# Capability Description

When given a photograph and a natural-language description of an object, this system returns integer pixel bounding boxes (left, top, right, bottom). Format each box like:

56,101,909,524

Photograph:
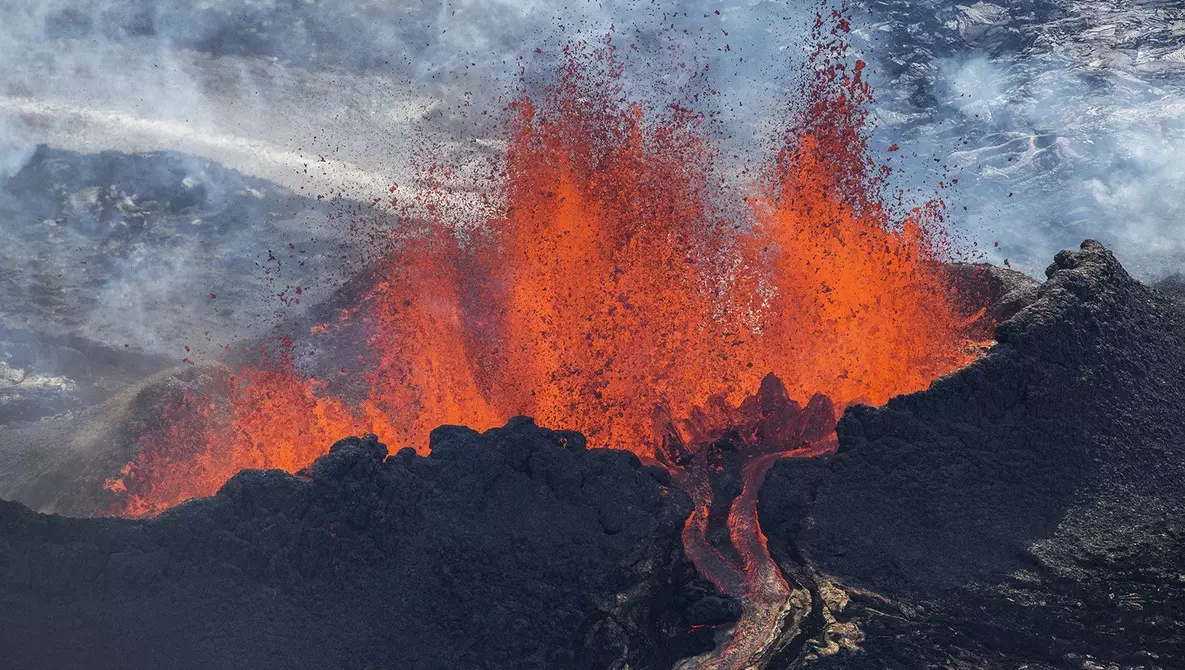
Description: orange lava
727,11,971,411
105,12,978,518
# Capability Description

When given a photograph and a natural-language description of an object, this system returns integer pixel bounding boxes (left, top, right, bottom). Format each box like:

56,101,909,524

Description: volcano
67,14,991,665
2,4,1184,670
95,11,980,517
2,239,1183,669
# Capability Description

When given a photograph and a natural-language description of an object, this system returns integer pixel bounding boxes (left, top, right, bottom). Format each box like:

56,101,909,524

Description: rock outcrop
760,240,1185,668
0,418,729,669
943,261,1040,340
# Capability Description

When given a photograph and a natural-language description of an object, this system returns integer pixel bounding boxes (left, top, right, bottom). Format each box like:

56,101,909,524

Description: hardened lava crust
760,240,1185,668
0,419,730,670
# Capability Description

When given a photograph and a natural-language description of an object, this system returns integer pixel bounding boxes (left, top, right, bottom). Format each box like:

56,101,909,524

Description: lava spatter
104,6,981,667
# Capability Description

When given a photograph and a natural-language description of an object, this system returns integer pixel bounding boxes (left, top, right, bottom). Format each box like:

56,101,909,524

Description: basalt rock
760,240,1185,668
0,418,731,669
943,261,1041,340
1154,272,1185,303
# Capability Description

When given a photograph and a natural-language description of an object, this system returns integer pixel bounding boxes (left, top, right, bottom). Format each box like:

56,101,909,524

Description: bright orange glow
737,43,968,408
105,17,979,518
357,228,503,447
224,343,358,472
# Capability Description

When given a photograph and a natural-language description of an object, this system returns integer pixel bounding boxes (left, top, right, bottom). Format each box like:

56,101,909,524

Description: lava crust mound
760,240,1185,668
0,418,727,669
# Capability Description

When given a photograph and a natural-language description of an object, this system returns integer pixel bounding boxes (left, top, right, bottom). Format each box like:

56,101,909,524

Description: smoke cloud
0,0,1182,397
854,0,1185,279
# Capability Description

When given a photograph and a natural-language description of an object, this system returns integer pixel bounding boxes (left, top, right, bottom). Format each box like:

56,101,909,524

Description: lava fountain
104,8,982,667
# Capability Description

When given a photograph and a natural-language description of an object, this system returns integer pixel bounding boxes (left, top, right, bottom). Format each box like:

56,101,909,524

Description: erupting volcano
102,10,983,665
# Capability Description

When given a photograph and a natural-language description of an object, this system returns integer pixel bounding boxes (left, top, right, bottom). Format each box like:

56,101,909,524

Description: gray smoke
0,1,814,358
855,0,1185,279
0,0,1182,422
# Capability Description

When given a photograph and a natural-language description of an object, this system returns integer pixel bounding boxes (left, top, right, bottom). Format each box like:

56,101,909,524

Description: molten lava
104,8,983,667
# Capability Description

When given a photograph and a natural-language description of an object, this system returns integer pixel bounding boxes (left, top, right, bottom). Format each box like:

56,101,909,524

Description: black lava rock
760,240,1185,668
0,419,729,669
944,261,1041,340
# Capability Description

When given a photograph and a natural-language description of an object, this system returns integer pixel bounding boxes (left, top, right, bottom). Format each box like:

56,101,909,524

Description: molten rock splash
106,10,977,519
96,12,985,666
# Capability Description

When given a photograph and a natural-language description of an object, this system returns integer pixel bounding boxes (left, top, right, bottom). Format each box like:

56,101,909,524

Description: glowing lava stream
653,375,845,667
672,435,836,670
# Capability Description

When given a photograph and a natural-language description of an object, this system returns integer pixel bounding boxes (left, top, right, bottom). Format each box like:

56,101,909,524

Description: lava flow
655,375,840,668
104,8,983,667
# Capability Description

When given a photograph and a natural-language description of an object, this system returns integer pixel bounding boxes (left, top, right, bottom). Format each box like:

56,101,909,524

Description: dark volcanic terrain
0,419,727,669
1,241,1182,669
761,240,1185,668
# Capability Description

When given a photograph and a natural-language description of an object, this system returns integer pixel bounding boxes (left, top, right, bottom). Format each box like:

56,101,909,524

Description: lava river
103,9,985,668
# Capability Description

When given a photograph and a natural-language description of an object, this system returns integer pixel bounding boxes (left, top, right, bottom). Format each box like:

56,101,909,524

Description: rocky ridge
759,240,1185,668
0,418,729,669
